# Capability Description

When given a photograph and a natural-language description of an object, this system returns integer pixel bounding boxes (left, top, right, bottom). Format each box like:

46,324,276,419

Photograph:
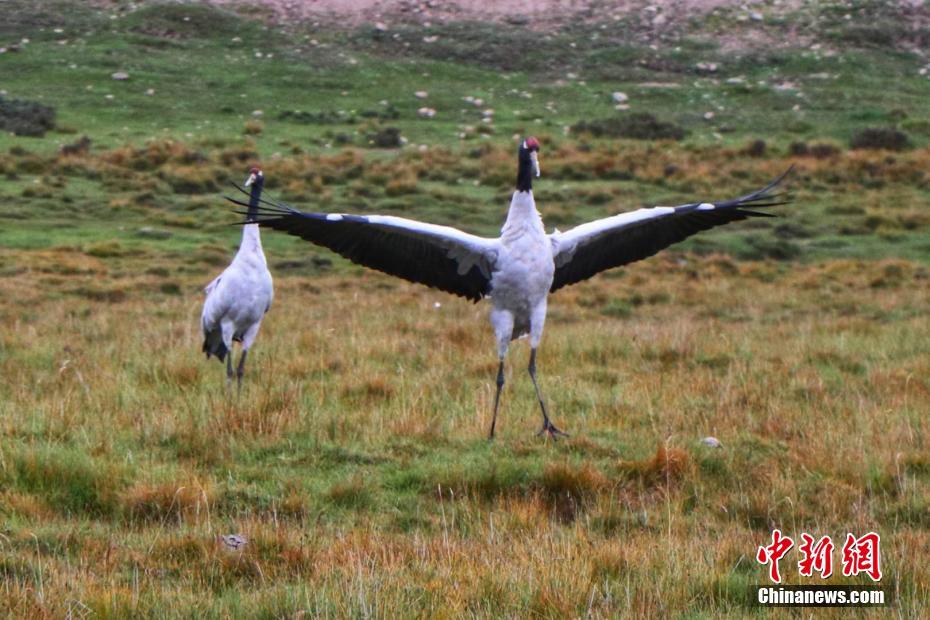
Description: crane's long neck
239,180,265,259
240,222,263,257
516,148,534,193
246,179,262,222
501,190,544,242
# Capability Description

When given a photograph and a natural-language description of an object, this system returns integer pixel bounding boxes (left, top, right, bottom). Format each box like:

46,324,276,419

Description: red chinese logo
841,532,882,582
756,529,794,583
798,534,834,578
758,531,882,583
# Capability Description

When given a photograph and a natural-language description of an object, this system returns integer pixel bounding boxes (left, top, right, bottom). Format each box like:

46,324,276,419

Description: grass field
1,1,929,617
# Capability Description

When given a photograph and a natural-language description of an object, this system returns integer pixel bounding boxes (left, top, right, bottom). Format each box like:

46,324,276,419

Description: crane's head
244,167,263,188
522,137,540,177
516,137,540,192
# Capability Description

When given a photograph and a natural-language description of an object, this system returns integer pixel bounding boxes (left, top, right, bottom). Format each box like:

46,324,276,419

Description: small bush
740,236,801,261
835,23,899,48
122,481,213,523
788,141,809,156
125,3,245,39
618,444,692,486
366,127,403,148
601,299,633,318
159,164,221,193
810,143,841,159
60,136,91,156
743,139,767,158
571,113,686,141
791,142,840,159
385,172,417,195
850,127,910,151
243,119,264,135
0,97,56,137
326,477,373,509
11,445,124,517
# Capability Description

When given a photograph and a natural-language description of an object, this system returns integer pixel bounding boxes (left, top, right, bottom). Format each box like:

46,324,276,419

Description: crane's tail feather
202,329,228,362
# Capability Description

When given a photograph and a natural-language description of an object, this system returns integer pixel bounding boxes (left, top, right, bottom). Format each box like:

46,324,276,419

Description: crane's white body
489,190,554,358
246,144,787,436
202,223,273,359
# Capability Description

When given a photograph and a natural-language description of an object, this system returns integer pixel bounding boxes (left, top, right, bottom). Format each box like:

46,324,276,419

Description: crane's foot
536,420,569,440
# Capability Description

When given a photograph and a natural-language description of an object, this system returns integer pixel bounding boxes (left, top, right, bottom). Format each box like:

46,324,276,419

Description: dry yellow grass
0,245,927,617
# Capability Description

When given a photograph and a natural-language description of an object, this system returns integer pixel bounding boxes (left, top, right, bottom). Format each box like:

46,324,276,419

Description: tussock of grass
5,444,126,518
122,480,213,524
617,444,692,487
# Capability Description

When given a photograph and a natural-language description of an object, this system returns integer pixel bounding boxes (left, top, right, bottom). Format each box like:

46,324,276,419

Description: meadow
1,1,929,617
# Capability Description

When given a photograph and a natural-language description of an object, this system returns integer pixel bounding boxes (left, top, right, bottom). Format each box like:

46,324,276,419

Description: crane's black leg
225,351,234,389
529,348,567,439
488,359,505,440
236,350,248,394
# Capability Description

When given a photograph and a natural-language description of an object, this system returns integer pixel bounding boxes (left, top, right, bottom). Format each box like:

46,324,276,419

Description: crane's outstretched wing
201,270,231,360
549,169,792,293
228,190,499,302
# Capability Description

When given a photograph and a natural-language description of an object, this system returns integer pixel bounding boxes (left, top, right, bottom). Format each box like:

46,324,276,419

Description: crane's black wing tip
228,183,300,212
225,196,300,216
713,168,795,210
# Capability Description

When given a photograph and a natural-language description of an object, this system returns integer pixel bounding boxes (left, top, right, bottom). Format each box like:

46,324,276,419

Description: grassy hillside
1,1,929,617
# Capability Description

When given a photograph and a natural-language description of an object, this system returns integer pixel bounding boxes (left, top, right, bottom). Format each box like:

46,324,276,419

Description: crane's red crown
249,166,262,175
525,137,540,151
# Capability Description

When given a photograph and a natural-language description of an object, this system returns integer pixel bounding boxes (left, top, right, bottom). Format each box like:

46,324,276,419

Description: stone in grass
219,534,247,551
136,227,172,240
111,71,130,80
701,436,723,449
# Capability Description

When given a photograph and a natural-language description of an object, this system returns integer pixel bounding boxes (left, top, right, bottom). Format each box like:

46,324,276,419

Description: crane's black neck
246,176,264,222
516,144,535,193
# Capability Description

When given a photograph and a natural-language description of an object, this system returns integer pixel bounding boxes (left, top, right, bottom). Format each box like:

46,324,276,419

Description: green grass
2,1,930,616
1,0,928,266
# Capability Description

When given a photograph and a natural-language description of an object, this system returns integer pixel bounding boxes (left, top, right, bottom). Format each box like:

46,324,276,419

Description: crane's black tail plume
202,328,228,362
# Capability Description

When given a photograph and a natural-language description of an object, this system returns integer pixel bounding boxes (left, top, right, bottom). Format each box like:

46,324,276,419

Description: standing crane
202,167,274,389
231,141,788,437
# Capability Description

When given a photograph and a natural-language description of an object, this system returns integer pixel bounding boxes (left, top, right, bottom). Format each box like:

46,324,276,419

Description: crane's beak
244,172,257,187
530,151,540,177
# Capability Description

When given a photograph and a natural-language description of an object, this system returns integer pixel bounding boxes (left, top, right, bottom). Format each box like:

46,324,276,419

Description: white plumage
202,168,274,387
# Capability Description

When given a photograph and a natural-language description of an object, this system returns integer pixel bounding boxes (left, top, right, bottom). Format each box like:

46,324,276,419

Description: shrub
850,127,910,151
0,97,56,137
11,445,124,517
158,164,221,193
788,141,809,156
243,119,264,135
571,113,686,141
326,476,373,509
743,139,767,158
366,126,403,148
60,136,91,156
122,480,213,523
810,143,841,159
